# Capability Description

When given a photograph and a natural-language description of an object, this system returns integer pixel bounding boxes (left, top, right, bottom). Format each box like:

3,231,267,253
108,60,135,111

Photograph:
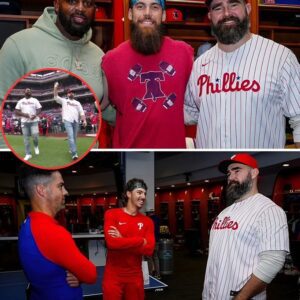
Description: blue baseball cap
130,0,166,10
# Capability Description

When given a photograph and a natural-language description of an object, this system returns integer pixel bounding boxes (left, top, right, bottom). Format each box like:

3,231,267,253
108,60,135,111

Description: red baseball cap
166,8,183,22
218,153,259,174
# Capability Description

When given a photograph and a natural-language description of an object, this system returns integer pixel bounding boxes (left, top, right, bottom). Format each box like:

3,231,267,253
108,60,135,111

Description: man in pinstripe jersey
184,0,300,148
203,153,289,300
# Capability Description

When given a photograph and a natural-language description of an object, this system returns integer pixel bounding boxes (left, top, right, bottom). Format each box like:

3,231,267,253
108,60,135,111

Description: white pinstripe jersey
202,193,289,300
185,34,300,148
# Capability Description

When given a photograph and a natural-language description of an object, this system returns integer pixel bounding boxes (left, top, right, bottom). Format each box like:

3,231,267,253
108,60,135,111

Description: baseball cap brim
218,153,258,174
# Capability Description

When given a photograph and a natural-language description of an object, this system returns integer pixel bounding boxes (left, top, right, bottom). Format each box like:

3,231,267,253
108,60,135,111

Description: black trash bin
159,239,174,275
185,228,201,255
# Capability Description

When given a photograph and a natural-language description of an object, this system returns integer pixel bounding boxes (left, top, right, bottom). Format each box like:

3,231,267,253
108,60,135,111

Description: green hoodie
0,7,104,102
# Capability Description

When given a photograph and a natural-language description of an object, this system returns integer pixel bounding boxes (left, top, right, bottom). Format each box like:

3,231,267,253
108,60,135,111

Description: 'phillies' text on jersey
197,72,260,97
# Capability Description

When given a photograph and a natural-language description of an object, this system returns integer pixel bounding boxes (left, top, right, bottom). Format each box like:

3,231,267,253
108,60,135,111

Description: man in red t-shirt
102,178,155,300
101,0,193,148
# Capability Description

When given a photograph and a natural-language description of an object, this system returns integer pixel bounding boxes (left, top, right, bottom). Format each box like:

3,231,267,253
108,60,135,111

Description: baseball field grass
5,134,95,168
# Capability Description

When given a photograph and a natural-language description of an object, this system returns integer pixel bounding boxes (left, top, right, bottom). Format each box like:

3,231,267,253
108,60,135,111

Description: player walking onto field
15,88,42,161
203,153,289,299
53,82,87,161
185,0,300,148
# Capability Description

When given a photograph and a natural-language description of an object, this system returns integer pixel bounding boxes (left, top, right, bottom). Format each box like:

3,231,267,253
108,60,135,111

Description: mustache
218,16,240,26
71,12,88,20
138,16,155,23
228,180,240,187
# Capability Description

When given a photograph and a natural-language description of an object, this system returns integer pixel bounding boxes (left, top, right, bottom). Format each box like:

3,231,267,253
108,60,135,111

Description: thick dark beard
130,22,164,55
211,14,249,45
226,172,252,205
57,10,92,38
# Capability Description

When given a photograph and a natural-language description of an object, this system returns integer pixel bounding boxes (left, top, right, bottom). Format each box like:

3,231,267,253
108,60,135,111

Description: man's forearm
15,110,31,118
101,71,110,111
53,82,59,99
234,274,267,300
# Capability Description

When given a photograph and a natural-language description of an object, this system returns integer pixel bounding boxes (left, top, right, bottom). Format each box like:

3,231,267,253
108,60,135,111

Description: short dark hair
18,165,57,199
123,178,147,202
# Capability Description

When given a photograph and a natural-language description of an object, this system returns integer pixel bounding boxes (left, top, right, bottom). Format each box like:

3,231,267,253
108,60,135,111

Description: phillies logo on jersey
212,216,238,230
66,101,79,107
137,223,144,230
23,101,35,105
128,62,177,112
197,72,261,97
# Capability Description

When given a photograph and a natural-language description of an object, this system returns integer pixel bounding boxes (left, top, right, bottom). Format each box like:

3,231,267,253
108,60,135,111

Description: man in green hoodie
0,0,104,101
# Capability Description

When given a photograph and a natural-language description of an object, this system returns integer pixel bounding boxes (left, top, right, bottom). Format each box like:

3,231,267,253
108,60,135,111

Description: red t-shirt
104,208,155,276
102,37,194,148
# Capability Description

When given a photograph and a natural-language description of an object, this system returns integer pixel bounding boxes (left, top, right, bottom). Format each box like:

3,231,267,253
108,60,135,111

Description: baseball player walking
15,88,42,161
203,153,289,299
53,82,87,160
185,0,300,148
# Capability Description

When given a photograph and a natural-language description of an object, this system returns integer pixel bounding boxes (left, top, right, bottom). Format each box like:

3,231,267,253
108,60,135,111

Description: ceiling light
187,182,191,186
282,163,290,167
72,170,77,173
156,187,160,190
171,184,175,188
204,180,210,183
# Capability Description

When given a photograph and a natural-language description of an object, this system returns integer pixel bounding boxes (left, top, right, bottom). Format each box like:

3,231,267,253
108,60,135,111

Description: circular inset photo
1,68,101,169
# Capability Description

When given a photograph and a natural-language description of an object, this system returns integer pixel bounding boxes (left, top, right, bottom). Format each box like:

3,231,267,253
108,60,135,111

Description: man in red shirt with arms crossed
102,178,155,300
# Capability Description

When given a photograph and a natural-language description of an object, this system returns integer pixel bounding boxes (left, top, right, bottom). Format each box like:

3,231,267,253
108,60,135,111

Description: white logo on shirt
119,222,127,225
138,223,143,230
